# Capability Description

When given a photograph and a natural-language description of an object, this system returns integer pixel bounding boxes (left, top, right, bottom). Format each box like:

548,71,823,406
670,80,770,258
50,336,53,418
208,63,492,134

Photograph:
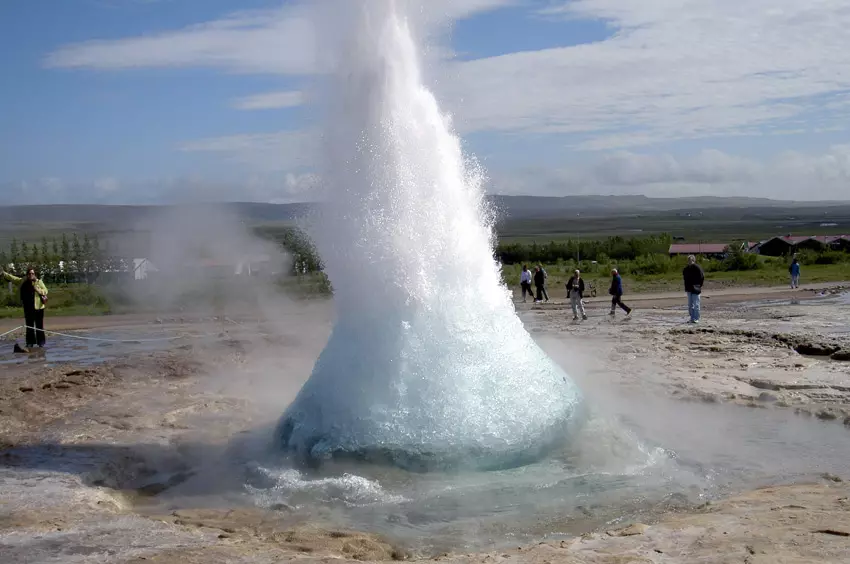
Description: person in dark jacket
566,269,587,320
2,266,49,348
608,269,632,317
537,263,549,302
533,266,546,303
683,254,705,323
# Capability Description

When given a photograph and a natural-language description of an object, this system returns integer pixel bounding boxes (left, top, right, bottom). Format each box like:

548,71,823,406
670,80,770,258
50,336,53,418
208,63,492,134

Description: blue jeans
687,292,701,322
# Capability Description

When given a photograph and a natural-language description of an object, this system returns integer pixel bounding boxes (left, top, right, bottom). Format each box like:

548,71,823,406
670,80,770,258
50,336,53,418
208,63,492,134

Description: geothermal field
2,1,850,563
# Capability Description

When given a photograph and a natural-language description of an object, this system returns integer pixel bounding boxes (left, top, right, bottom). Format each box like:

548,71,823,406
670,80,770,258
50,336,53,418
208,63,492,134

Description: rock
816,410,838,421
18,386,33,393
757,392,778,403
607,523,648,537
794,341,841,356
831,350,850,361
13,344,29,354
821,473,843,483
843,416,850,428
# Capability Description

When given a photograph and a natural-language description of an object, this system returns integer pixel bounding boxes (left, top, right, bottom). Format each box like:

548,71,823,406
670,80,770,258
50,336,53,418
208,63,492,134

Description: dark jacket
566,276,585,298
533,269,545,287
683,263,705,294
609,274,624,296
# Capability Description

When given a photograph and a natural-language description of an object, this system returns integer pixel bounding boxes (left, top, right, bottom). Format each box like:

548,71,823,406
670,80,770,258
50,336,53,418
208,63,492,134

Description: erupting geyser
277,0,583,471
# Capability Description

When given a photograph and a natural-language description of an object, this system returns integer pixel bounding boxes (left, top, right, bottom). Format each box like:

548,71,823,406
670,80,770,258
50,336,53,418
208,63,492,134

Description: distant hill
0,196,847,227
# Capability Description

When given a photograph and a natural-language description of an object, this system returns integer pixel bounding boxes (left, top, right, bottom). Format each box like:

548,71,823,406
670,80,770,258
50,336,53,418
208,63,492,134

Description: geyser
277,0,583,471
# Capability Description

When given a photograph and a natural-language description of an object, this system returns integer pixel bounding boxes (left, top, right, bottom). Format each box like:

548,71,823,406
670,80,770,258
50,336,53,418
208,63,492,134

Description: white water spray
277,0,583,470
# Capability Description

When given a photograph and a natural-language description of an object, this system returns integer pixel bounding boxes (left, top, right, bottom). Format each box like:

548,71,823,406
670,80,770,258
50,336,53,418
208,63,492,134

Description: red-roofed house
669,243,729,259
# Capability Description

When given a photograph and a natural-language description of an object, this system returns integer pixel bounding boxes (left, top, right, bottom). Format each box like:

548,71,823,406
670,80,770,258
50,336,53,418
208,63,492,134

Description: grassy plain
1,200,849,317
501,261,850,297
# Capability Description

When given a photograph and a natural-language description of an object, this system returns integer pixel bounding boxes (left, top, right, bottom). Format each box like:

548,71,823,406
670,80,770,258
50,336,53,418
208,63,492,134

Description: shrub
722,248,761,271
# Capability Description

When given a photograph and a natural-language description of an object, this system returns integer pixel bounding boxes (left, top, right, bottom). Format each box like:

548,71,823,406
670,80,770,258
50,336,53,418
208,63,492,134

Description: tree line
0,233,122,284
496,234,674,265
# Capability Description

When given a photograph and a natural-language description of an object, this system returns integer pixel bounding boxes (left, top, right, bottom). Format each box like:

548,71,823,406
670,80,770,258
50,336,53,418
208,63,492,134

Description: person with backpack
683,254,705,323
789,258,801,289
566,269,587,321
608,269,632,317
2,266,49,349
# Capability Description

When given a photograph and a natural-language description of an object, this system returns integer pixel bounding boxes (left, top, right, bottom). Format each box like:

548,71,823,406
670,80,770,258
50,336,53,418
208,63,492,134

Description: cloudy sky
2,0,850,204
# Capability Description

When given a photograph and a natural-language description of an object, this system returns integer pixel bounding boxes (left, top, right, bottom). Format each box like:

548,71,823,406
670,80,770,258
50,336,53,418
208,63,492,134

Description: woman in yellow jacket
2,267,48,348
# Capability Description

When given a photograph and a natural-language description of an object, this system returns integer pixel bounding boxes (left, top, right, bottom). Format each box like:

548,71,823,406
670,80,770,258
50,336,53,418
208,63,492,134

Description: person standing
533,265,546,303
2,267,49,348
683,255,705,324
537,263,549,302
566,269,587,321
519,265,533,302
789,258,801,289
608,268,632,317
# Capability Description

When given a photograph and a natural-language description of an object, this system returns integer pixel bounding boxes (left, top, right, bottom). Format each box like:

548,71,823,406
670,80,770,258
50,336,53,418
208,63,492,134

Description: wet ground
1,288,850,562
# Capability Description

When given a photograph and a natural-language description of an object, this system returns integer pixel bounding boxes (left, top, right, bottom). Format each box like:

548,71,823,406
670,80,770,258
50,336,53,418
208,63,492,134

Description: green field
502,261,850,298
0,283,114,320
1,199,849,317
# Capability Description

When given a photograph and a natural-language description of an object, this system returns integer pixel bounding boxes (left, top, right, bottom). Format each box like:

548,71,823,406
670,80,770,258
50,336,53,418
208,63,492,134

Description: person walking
789,258,801,289
566,269,587,321
2,267,49,348
533,265,546,303
683,255,705,324
537,263,549,302
519,264,533,302
608,268,632,317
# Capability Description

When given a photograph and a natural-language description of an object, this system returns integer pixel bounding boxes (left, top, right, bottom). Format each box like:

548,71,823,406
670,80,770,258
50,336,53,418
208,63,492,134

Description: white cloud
44,8,318,74
44,1,511,74
45,0,850,151
179,129,319,171
493,145,850,200
440,0,850,148
232,90,304,110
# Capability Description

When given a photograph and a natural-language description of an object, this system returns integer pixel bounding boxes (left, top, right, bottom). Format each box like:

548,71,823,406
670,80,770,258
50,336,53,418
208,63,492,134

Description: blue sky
2,0,850,203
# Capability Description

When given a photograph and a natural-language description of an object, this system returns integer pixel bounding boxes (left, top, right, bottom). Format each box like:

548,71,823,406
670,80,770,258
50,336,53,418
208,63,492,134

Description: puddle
0,327,210,367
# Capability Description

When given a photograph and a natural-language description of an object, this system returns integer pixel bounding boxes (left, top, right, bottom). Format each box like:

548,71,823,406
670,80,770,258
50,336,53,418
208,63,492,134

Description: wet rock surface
2,289,850,562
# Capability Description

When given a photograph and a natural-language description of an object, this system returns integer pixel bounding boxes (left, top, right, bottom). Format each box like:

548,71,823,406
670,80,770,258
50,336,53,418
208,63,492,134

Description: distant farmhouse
746,235,850,256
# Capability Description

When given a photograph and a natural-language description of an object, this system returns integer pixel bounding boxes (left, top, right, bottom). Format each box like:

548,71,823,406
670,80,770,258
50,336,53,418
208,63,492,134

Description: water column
277,0,583,471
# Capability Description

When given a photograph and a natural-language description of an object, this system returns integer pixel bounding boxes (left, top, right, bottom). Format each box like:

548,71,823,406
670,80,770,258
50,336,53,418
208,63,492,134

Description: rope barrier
0,325,227,343
1,320,281,345
0,324,188,343
0,325,23,339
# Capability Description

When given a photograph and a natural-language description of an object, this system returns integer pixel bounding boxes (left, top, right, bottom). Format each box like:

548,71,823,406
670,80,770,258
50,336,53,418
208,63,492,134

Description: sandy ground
2,284,850,562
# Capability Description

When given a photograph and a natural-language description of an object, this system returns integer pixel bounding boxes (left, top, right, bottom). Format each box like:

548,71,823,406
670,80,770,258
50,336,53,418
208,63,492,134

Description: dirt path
1,281,846,335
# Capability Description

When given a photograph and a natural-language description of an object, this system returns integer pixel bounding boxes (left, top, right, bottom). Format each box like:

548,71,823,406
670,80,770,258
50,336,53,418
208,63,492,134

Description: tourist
1,267,49,348
608,269,632,317
683,254,705,324
565,269,587,320
533,265,546,303
520,264,533,302
789,258,801,289
537,263,549,302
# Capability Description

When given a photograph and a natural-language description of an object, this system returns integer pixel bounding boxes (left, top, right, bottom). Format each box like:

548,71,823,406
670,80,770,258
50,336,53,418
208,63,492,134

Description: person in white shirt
519,264,533,302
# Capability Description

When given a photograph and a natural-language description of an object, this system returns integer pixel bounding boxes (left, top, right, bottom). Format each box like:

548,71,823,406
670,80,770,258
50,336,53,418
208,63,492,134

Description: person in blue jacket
789,258,801,289
608,268,632,317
